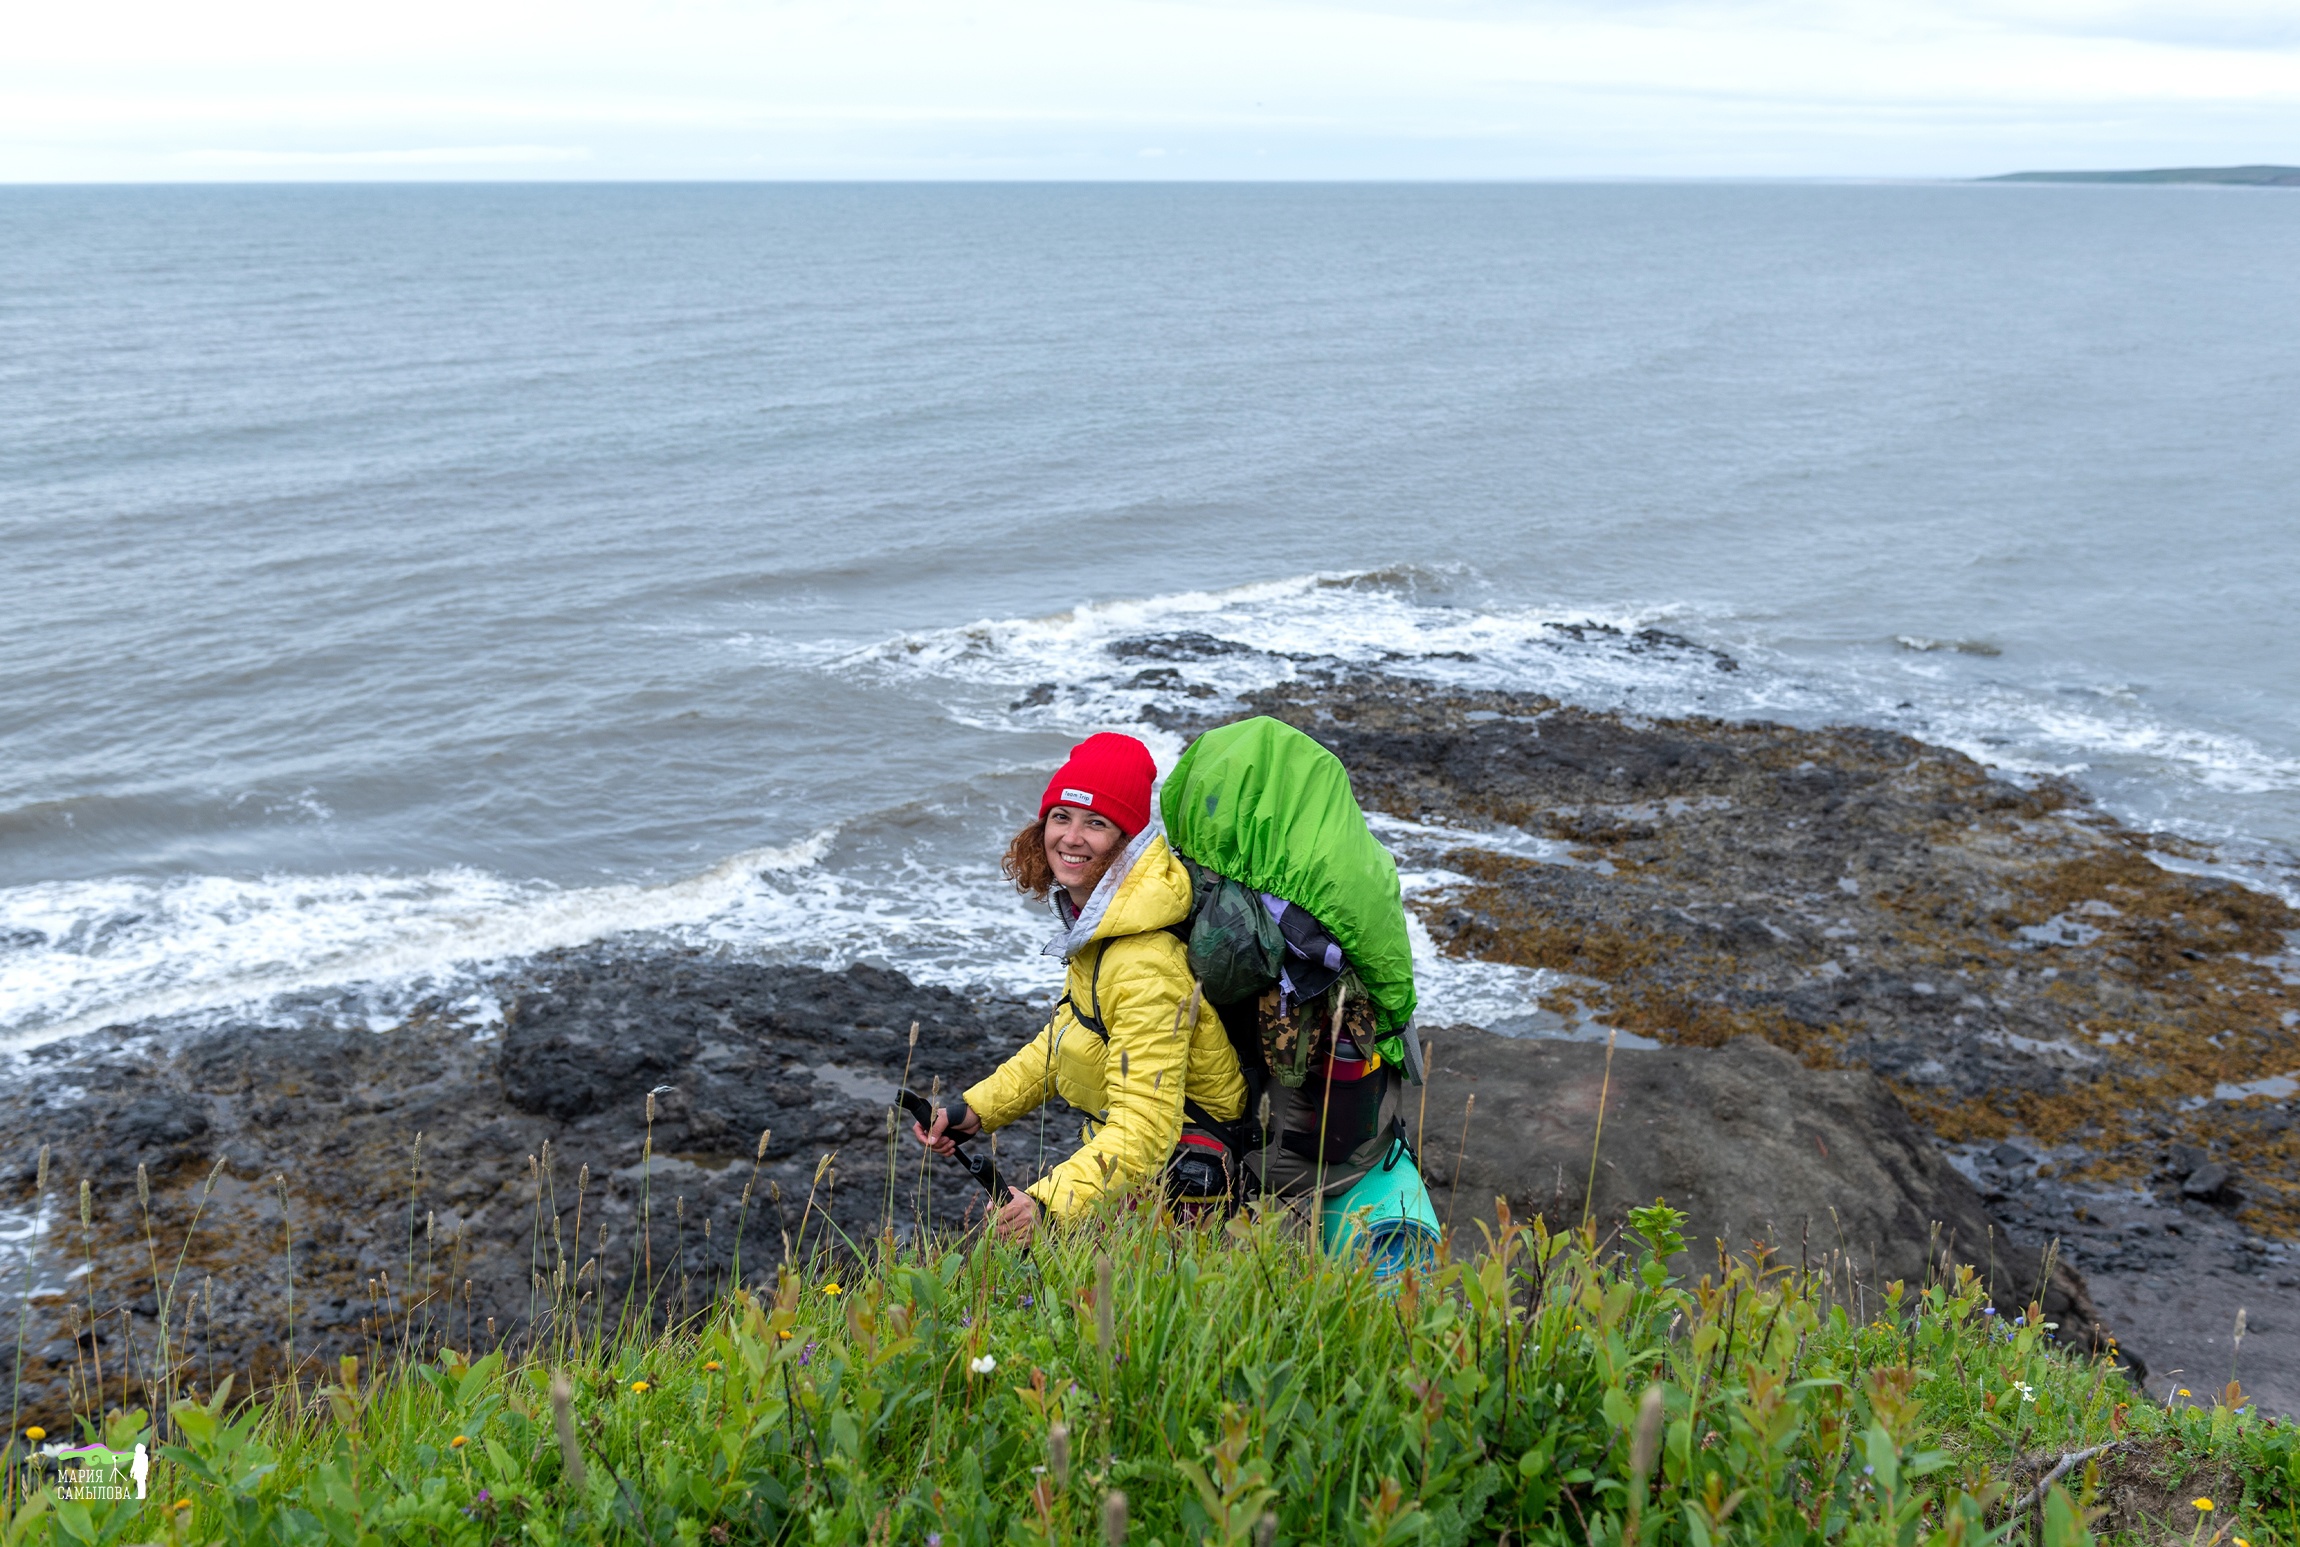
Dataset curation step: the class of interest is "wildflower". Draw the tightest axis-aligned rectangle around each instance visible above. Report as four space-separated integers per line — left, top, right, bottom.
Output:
23 1427 43 1442
630 1380 651 1393
928 1536 943 1547
970 1354 998 1375
2193 1499 2215 1514
821 1282 843 1296
174 1499 194 1512
1020 1294 1035 1309
704 1360 721 1371
2178 1388 2192 1397
777 1329 793 1341
1981 1306 1997 1317
475 1490 491 1504
449 1435 469 1449
2014 1382 2036 1402
798 1341 815 1367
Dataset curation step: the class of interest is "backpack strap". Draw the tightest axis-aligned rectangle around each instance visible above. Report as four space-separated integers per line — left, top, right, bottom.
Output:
1056 941 1112 1039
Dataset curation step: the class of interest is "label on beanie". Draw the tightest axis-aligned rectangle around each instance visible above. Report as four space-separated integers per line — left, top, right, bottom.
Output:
1059 788 1095 806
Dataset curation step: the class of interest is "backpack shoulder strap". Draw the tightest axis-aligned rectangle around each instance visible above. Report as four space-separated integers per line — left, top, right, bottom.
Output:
1057 941 1112 1039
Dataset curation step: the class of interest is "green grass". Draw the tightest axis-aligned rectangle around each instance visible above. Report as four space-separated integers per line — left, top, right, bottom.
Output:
5 1200 2296 1545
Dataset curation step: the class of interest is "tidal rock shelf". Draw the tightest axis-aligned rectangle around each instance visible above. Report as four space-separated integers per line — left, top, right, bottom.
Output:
0 955 1061 1430
1218 678 2300 1408
5 680 2297 1423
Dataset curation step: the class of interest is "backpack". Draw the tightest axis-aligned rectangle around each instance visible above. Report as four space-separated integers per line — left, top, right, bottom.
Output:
1161 718 1424 1086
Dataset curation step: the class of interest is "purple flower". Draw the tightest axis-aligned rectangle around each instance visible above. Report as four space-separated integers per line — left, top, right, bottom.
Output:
928 1536 943 1547
1019 1294 1034 1309
960 1315 971 1328
476 1490 491 1504
1981 1306 1996 1317
798 1339 817 1367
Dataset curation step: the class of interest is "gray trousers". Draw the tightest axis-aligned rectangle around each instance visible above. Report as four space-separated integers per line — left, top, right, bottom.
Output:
1244 1066 1405 1212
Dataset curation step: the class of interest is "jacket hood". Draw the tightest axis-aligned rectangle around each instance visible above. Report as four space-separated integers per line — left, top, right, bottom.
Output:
1042 825 1192 960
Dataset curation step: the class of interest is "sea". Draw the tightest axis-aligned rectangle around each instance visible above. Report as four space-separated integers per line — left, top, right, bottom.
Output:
5 181 2298 1054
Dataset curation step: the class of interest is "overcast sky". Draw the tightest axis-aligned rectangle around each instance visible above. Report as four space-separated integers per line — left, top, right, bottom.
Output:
8 0 2298 181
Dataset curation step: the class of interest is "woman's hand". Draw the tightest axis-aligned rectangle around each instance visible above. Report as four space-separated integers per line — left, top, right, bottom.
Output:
911 1104 980 1158
992 1186 1041 1244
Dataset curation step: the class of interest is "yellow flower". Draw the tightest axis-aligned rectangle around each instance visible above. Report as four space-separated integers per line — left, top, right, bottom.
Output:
23 1427 43 1442
2192 1499 2214 1513
449 1435 468 1449
777 1329 793 1341
821 1282 844 1296
2235 1537 2251 1547
2177 1388 2191 1397
630 1380 651 1393
174 1500 193 1512
704 1360 722 1372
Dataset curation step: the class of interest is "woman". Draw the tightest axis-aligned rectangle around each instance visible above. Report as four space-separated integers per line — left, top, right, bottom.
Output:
912 732 1248 1242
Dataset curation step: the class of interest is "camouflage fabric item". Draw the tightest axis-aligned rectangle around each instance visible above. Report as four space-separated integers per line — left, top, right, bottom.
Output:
1184 868 1284 1004
1256 972 1380 1089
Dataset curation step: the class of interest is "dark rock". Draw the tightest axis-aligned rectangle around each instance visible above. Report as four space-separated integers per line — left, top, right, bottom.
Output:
2167 1143 2210 1179
1107 632 1256 662
0 946 1051 1431
1418 1027 2123 1366
2182 1163 2237 1202
1990 1142 2033 1168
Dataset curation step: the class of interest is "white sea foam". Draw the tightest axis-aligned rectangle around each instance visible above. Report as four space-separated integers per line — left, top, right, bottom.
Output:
828 570 1735 726
814 570 2300 819
10 567 2295 1052
0 831 836 1048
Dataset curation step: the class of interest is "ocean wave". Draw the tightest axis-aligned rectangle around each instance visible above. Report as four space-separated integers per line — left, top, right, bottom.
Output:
818 569 1745 739
811 569 2300 806
0 831 835 1048
11 568 2295 1051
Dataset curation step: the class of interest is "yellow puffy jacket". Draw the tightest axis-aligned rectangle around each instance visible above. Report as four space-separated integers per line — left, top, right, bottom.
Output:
963 830 1247 1218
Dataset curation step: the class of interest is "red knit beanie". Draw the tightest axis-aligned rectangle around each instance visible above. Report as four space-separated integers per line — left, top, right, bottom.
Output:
1039 732 1156 837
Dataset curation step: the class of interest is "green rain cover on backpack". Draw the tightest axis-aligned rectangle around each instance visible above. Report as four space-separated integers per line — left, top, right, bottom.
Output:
1160 716 1419 1041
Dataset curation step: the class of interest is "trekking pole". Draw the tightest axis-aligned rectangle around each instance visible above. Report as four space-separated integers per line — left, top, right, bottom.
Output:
1310 984 1346 1247
1415 1038 1434 1157
899 1089 1008 1204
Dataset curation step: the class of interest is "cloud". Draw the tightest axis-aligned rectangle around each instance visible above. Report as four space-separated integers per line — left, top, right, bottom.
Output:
167 145 589 167
3 0 2297 180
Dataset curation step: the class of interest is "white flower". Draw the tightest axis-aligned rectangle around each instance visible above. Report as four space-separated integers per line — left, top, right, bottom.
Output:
969 1354 997 1375
2014 1382 2036 1403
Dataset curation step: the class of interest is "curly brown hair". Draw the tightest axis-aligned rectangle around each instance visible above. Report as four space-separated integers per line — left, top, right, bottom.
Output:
1002 819 1056 899
1001 817 1125 902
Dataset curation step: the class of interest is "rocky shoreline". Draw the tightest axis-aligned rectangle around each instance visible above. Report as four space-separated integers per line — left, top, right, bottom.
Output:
5 678 2296 1424
1218 676 2300 1407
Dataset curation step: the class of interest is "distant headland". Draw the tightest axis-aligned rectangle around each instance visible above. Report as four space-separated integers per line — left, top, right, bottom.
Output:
1982 164 2300 186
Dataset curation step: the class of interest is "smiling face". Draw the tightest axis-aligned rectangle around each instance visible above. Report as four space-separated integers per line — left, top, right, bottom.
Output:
1042 804 1126 905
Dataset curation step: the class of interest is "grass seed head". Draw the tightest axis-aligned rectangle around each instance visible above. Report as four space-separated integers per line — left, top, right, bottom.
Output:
36 1143 49 1193
1094 1252 1115 1352
136 1162 149 1209
1630 1384 1665 1492
78 1178 91 1228
551 1371 587 1490
1255 1514 1276 1547
1103 1489 1128 1546
757 1128 771 1160
1048 1421 1070 1489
